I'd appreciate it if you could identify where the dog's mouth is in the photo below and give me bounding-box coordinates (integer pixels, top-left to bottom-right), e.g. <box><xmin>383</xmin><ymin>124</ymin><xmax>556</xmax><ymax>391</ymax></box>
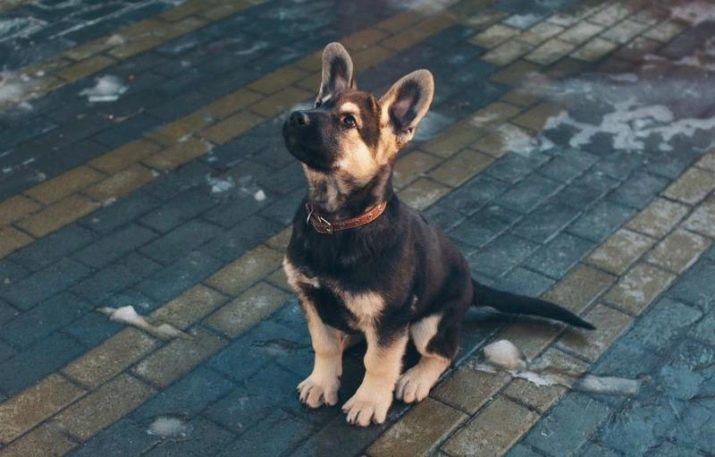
<box><xmin>282</xmin><ymin>121</ymin><xmax>333</xmax><ymax>172</ymax></box>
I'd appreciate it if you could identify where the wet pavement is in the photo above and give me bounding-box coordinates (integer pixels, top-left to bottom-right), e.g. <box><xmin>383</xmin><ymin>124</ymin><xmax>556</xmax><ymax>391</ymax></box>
<box><xmin>0</xmin><ymin>0</ymin><xmax>714</xmax><ymax>455</ymax></box>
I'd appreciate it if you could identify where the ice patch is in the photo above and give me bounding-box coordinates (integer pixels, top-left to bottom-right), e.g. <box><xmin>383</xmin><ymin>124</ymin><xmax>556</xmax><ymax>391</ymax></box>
<box><xmin>0</xmin><ymin>71</ymin><xmax>31</xmax><ymax>107</ymax></box>
<box><xmin>573</xmin><ymin>375</ymin><xmax>641</xmax><ymax>395</ymax></box>
<box><xmin>206</xmin><ymin>175</ymin><xmax>235</xmax><ymax>193</ymax></box>
<box><xmin>98</xmin><ymin>305</ymin><xmax>188</xmax><ymax>340</ymax></box>
<box><xmin>79</xmin><ymin>75</ymin><xmax>128</xmax><ymax>103</ymax></box>
<box><xmin>147</xmin><ymin>416</ymin><xmax>191</xmax><ymax>440</ymax></box>
<box><xmin>254</xmin><ymin>189</ymin><xmax>266</xmax><ymax>201</ymax></box>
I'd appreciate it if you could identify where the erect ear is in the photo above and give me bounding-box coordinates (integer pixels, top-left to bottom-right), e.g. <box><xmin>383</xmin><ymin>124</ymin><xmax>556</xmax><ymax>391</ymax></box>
<box><xmin>379</xmin><ymin>69</ymin><xmax>434</xmax><ymax>145</ymax></box>
<box><xmin>316</xmin><ymin>42</ymin><xmax>355</xmax><ymax>105</ymax></box>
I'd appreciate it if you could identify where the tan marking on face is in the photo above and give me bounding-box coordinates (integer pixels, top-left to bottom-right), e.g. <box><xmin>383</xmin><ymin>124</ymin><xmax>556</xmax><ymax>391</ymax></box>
<box><xmin>335</xmin><ymin>136</ymin><xmax>378</xmax><ymax>186</ymax></box>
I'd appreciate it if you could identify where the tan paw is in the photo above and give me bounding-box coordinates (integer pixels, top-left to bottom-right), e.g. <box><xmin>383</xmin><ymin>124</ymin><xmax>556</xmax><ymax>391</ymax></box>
<box><xmin>395</xmin><ymin>366</ymin><xmax>437</xmax><ymax>403</ymax></box>
<box><xmin>342</xmin><ymin>387</ymin><xmax>392</xmax><ymax>427</ymax></box>
<box><xmin>297</xmin><ymin>376</ymin><xmax>339</xmax><ymax>408</ymax></box>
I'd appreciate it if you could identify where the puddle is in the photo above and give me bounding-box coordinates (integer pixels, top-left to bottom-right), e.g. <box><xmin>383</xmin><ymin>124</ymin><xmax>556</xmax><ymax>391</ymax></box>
<box><xmin>476</xmin><ymin>339</ymin><xmax>642</xmax><ymax>396</ymax></box>
<box><xmin>98</xmin><ymin>305</ymin><xmax>188</xmax><ymax>340</ymax></box>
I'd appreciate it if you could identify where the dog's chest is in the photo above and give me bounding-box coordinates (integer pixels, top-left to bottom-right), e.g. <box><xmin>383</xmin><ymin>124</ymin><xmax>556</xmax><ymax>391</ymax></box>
<box><xmin>284</xmin><ymin>258</ymin><xmax>383</xmax><ymax>332</ymax></box>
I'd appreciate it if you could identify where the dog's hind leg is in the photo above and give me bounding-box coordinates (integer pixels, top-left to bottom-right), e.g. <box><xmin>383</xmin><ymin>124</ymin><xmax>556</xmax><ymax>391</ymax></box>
<box><xmin>396</xmin><ymin>314</ymin><xmax>454</xmax><ymax>403</ymax></box>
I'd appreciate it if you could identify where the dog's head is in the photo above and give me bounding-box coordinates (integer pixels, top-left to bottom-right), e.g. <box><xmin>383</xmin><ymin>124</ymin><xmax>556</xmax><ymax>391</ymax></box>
<box><xmin>283</xmin><ymin>42</ymin><xmax>434</xmax><ymax>205</ymax></box>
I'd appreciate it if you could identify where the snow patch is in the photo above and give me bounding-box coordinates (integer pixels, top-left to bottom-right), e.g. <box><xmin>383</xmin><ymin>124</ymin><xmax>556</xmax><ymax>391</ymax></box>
<box><xmin>483</xmin><ymin>339</ymin><xmax>526</xmax><ymax>370</ymax></box>
<box><xmin>147</xmin><ymin>416</ymin><xmax>191</xmax><ymax>439</ymax></box>
<box><xmin>206</xmin><ymin>175</ymin><xmax>235</xmax><ymax>193</ymax></box>
<box><xmin>79</xmin><ymin>75</ymin><xmax>128</xmax><ymax>103</ymax></box>
<box><xmin>670</xmin><ymin>1</ymin><xmax>715</xmax><ymax>25</ymax></box>
<box><xmin>105</xmin><ymin>34</ymin><xmax>126</xmax><ymax>46</ymax></box>
<box><xmin>98</xmin><ymin>305</ymin><xmax>188</xmax><ymax>340</ymax></box>
<box><xmin>254</xmin><ymin>189</ymin><xmax>266</xmax><ymax>201</ymax></box>
<box><xmin>385</xmin><ymin>0</ymin><xmax>457</xmax><ymax>13</ymax></box>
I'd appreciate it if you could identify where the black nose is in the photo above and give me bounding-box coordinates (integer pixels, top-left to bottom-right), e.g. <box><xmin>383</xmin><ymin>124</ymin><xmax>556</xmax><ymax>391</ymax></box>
<box><xmin>289</xmin><ymin>111</ymin><xmax>309</xmax><ymax>127</ymax></box>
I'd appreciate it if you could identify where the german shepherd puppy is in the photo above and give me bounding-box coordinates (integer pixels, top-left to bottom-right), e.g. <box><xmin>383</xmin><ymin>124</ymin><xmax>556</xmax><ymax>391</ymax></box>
<box><xmin>282</xmin><ymin>43</ymin><xmax>594</xmax><ymax>427</ymax></box>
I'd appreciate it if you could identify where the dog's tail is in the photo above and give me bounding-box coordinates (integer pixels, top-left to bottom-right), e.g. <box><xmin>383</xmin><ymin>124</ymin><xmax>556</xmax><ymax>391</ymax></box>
<box><xmin>471</xmin><ymin>279</ymin><xmax>595</xmax><ymax>330</ymax></box>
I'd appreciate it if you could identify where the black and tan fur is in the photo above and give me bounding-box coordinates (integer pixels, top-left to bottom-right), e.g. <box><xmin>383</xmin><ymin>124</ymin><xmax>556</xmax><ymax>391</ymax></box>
<box><xmin>282</xmin><ymin>42</ymin><xmax>594</xmax><ymax>427</ymax></box>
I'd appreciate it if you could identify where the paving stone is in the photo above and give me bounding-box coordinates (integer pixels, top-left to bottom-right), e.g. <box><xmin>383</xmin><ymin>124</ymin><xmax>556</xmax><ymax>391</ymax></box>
<box><xmin>542</xmin><ymin>263</ymin><xmax>616</xmax><ymax>313</ymax></box>
<box><xmin>25</xmin><ymin>166</ymin><xmax>105</xmax><ymax>205</ymax></box>
<box><xmin>133</xmin><ymin>327</ymin><xmax>226</xmax><ymax>387</ymax></box>
<box><xmin>0</xmin><ymin>195</ymin><xmax>40</xmax><ymax>226</ymax></box>
<box><xmin>144</xmin><ymin>416</ymin><xmax>235</xmax><ymax>457</ymax></box>
<box><xmin>524</xmin><ymin>232</ymin><xmax>595</xmax><ymax>278</ymax></box>
<box><xmin>559</xmin><ymin>21</ymin><xmax>604</xmax><ymax>45</ymax></box>
<box><xmin>512</xmin><ymin>199</ymin><xmax>583</xmax><ymax>243</ymax></box>
<box><xmin>472</xmin><ymin>123</ymin><xmax>533</xmax><ymax>158</ymax></box>
<box><xmin>0</xmin><ymin>423</ymin><xmax>77</xmax><ymax>457</ymax></box>
<box><xmin>618</xmin><ymin>298</ymin><xmax>702</xmax><ymax>352</ymax></box>
<box><xmin>586</xmin><ymin>228</ymin><xmax>656</xmax><ymax>275</ymax></box>
<box><xmin>625</xmin><ymin>197</ymin><xmax>690</xmax><ymax>238</ymax></box>
<box><xmin>668</xmin><ymin>259</ymin><xmax>715</xmax><ymax>309</ymax></box>
<box><xmin>484</xmin><ymin>151</ymin><xmax>550</xmax><ymax>184</ymax></box>
<box><xmin>662</xmin><ymin>167</ymin><xmax>715</xmax><ymax>205</ymax></box>
<box><xmin>495</xmin><ymin>173</ymin><xmax>561</xmax><ymax>213</ymax></box>
<box><xmin>80</xmin><ymin>192</ymin><xmax>161</xmax><ymax>234</ymax></box>
<box><xmin>428</xmin><ymin>148</ymin><xmax>495</xmax><ymax>187</ymax></box>
<box><xmin>136</xmin><ymin>249</ymin><xmax>223</xmax><ymax>303</ymax></box>
<box><xmin>648</xmin><ymin>229</ymin><xmax>710</xmax><ymax>274</ymax></box>
<box><xmin>604</xmin><ymin>262</ymin><xmax>676</xmax><ymax>315</ymax></box>
<box><xmin>84</xmin><ymin>163</ymin><xmax>156</xmax><ymax>201</ymax></box>
<box><xmin>483</xmin><ymin>39</ymin><xmax>534</xmax><ymax>66</ymax></box>
<box><xmin>442</xmin><ymin>396</ymin><xmax>539</xmax><ymax>457</ymax></box>
<box><xmin>468</xmin><ymin>234</ymin><xmax>539</xmax><ymax>278</ymax></box>
<box><xmin>53</xmin><ymin>374</ymin><xmax>154</xmax><ymax>441</ymax></box>
<box><xmin>526</xmin><ymin>38</ymin><xmax>576</xmax><ymax>65</ymax></box>
<box><xmin>150</xmin><ymin>283</ymin><xmax>227</xmax><ymax>330</ymax></box>
<box><xmin>440</xmin><ymin>175</ymin><xmax>510</xmax><ymax>216</ymax></box>
<box><xmin>221</xmin><ymin>409</ymin><xmax>314</xmax><ymax>457</ymax></box>
<box><xmin>643</xmin><ymin>20</ymin><xmax>684</xmax><ymax>42</ymax></box>
<box><xmin>448</xmin><ymin>204</ymin><xmax>521</xmax><ymax>251</ymax></box>
<box><xmin>139</xmin><ymin>188</ymin><xmax>217</xmax><ymax>233</ymax></box>
<box><xmin>398</xmin><ymin>178</ymin><xmax>451</xmax><ymax>211</ymax></box>
<box><xmin>205</xmin><ymin>244</ymin><xmax>283</xmax><ymax>296</ymax></box>
<box><xmin>568</xmin><ymin>200</ymin><xmax>636</xmax><ymax>242</ymax></box>
<box><xmin>63</xmin><ymin>328</ymin><xmax>158</xmax><ymax>389</ymax></box>
<box><xmin>63</xmin><ymin>311</ymin><xmax>123</xmax><ymax>348</ymax></box>
<box><xmin>432</xmin><ymin>366</ymin><xmax>510</xmax><ymax>414</ymax></box>
<box><xmin>520</xmin><ymin>22</ymin><xmax>565</xmax><ymax>44</ymax></box>
<box><xmin>470</xmin><ymin>24</ymin><xmax>521</xmax><ymax>48</ymax></box>
<box><xmin>683</xmin><ymin>194</ymin><xmax>715</xmax><ymax>238</ymax></box>
<box><xmin>601</xmin><ymin>19</ymin><xmax>649</xmax><ymax>44</ymax></box>
<box><xmin>0</xmin><ymin>373</ymin><xmax>85</xmax><ymax>444</ymax></box>
<box><xmin>392</xmin><ymin>150</ymin><xmax>441</xmax><ymax>189</ymax></box>
<box><xmin>608</xmin><ymin>171</ymin><xmax>669</xmax><ymax>209</ymax></box>
<box><xmin>695</xmin><ymin>149</ymin><xmax>715</xmax><ymax>172</ymax></box>
<box><xmin>139</xmin><ymin>219</ymin><xmax>223</xmax><ymax>264</ymax></box>
<box><xmin>16</xmin><ymin>194</ymin><xmax>99</xmax><ymax>238</ymax></box>
<box><xmin>557</xmin><ymin>302</ymin><xmax>632</xmax><ymax>362</ymax></box>
<box><xmin>71</xmin><ymin>252</ymin><xmax>162</xmax><ymax>303</ymax></box>
<box><xmin>74</xmin><ymin>223</ymin><xmax>156</xmax><ymax>269</ymax></box>
<box><xmin>368</xmin><ymin>397</ymin><xmax>467</xmax><ymax>457</ymax></box>
<box><xmin>0</xmin><ymin>257</ymin><xmax>92</xmax><ymax>310</ymax></box>
<box><xmin>422</xmin><ymin>123</ymin><xmax>485</xmax><ymax>158</ymax></box>
<box><xmin>498</xmin><ymin>267</ymin><xmax>556</xmax><ymax>296</ymax></box>
<box><xmin>505</xmin><ymin>444</ymin><xmax>544</xmax><ymax>457</ymax></box>
<box><xmin>572</xmin><ymin>37</ymin><xmax>619</xmax><ymax>61</ymax></box>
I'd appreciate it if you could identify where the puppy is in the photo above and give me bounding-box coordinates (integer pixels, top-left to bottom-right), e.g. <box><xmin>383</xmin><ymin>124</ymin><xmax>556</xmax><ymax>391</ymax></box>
<box><xmin>281</xmin><ymin>42</ymin><xmax>594</xmax><ymax>427</ymax></box>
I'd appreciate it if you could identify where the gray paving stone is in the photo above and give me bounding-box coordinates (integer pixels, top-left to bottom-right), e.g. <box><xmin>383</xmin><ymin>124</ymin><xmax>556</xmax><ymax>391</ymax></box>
<box><xmin>80</xmin><ymin>192</ymin><xmax>162</xmax><ymax>234</ymax></box>
<box><xmin>143</xmin><ymin>417</ymin><xmax>235</xmax><ymax>457</ymax></box>
<box><xmin>202</xmin><ymin>191</ymin><xmax>274</xmax><ymax>229</ymax></box>
<box><xmin>203</xmin><ymin>215</ymin><xmax>283</xmax><ymax>262</ymax></box>
<box><xmin>537</xmin><ymin>157</ymin><xmax>589</xmax><ymax>183</ymax></box>
<box><xmin>567</xmin><ymin>200</ymin><xmax>636</xmax><ymax>242</ymax></box>
<box><xmin>440</xmin><ymin>174</ymin><xmax>511</xmax><ymax>216</ymax></box>
<box><xmin>496</xmin><ymin>173</ymin><xmax>563</xmax><ymax>213</ymax></box>
<box><xmin>448</xmin><ymin>204</ymin><xmax>521</xmax><ymax>248</ymax></box>
<box><xmin>484</xmin><ymin>152</ymin><xmax>551</xmax><ymax>184</ymax></box>
<box><xmin>505</xmin><ymin>444</ymin><xmax>545</xmax><ymax>457</ymax></box>
<box><xmin>0</xmin><ymin>331</ymin><xmax>85</xmax><ymax>395</ymax></box>
<box><xmin>0</xmin><ymin>260</ymin><xmax>30</xmax><ymax>289</ymax></box>
<box><xmin>497</xmin><ymin>267</ymin><xmax>556</xmax><ymax>296</ymax></box>
<box><xmin>512</xmin><ymin>199</ymin><xmax>583</xmax><ymax>243</ymax></box>
<box><xmin>0</xmin><ymin>257</ymin><xmax>92</xmax><ymax>310</ymax></box>
<box><xmin>576</xmin><ymin>443</ymin><xmax>622</xmax><ymax>457</ymax></box>
<box><xmin>143</xmin><ymin>161</ymin><xmax>215</xmax><ymax>201</ymax></box>
<box><xmin>607</xmin><ymin>171</ymin><xmax>669</xmax><ymax>209</ymax></box>
<box><xmin>526</xmin><ymin>393</ymin><xmax>612</xmax><ymax>456</ymax></box>
<box><xmin>0</xmin><ymin>298</ymin><xmax>19</xmax><ymax>326</ymax></box>
<box><xmin>468</xmin><ymin>234</ymin><xmax>539</xmax><ymax>278</ymax></box>
<box><xmin>140</xmin><ymin>188</ymin><xmax>218</xmax><ymax>233</ymax></box>
<box><xmin>259</xmin><ymin>191</ymin><xmax>305</xmax><ymax>226</ymax></box>
<box><xmin>74</xmin><ymin>223</ymin><xmax>157</xmax><ymax>269</ymax></box>
<box><xmin>618</xmin><ymin>298</ymin><xmax>702</xmax><ymax>351</ymax></box>
<box><xmin>140</xmin><ymin>219</ymin><xmax>224</xmax><ymax>264</ymax></box>
<box><xmin>424</xmin><ymin>205</ymin><xmax>467</xmax><ymax>232</ymax></box>
<box><xmin>220</xmin><ymin>409</ymin><xmax>314</xmax><ymax>457</ymax></box>
<box><xmin>68</xmin><ymin>418</ymin><xmax>158</xmax><ymax>457</ymax></box>
<box><xmin>136</xmin><ymin>251</ymin><xmax>222</xmax><ymax>303</ymax></box>
<box><xmin>8</xmin><ymin>225</ymin><xmax>98</xmax><ymax>272</ymax></box>
<box><xmin>63</xmin><ymin>311</ymin><xmax>124</xmax><ymax>348</ymax></box>
<box><xmin>667</xmin><ymin>260</ymin><xmax>715</xmax><ymax>310</ymax></box>
<box><xmin>523</xmin><ymin>232</ymin><xmax>595</xmax><ymax>279</ymax></box>
<box><xmin>72</xmin><ymin>252</ymin><xmax>162</xmax><ymax>303</ymax></box>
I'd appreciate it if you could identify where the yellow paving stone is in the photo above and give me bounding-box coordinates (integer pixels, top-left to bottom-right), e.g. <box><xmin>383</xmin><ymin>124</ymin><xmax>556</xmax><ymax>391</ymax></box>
<box><xmin>499</xmin><ymin>88</ymin><xmax>541</xmax><ymax>108</ymax></box>
<box><xmin>199</xmin><ymin>1</ymin><xmax>253</xmax><ymax>21</ymax></box>
<box><xmin>643</xmin><ymin>20</ymin><xmax>683</xmax><ymax>42</ymax></box>
<box><xmin>384</xmin><ymin>28</ymin><xmax>435</xmax><ymax>51</ymax></box>
<box><xmin>0</xmin><ymin>374</ymin><xmax>85</xmax><ymax>444</ymax></box>
<box><xmin>558</xmin><ymin>21</ymin><xmax>604</xmax><ymax>44</ymax></box>
<box><xmin>205</xmin><ymin>282</ymin><xmax>288</xmax><ymax>338</ymax></box>
<box><xmin>83</xmin><ymin>163</ymin><xmax>155</xmax><ymax>201</ymax></box>
<box><xmin>421</xmin><ymin>123</ymin><xmax>485</xmax><ymax>158</ymax></box>
<box><xmin>266</xmin><ymin>267</ymin><xmax>290</xmax><ymax>291</ymax></box>
<box><xmin>159</xmin><ymin>0</ymin><xmax>207</xmax><ymax>21</ymax></box>
<box><xmin>432</xmin><ymin>367</ymin><xmax>510</xmax><ymax>414</ymax></box>
<box><xmin>571</xmin><ymin>37</ymin><xmax>619</xmax><ymax>61</ymax></box>
<box><xmin>544</xmin><ymin>56</ymin><xmax>587</xmax><ymax>79</ymax></box>
<box><xmin>108</xmin><ymin>36</ymin><xmax>165</xmax><ymax>60</ymax></box>
<box><xmin>56</xmin><ymin>55</ymin><xmax>115</xmax><ymax>81</ymax></box>
<box><xmin>24</xmin><ymin>166</ymin><xmax>105</xmax><ymax>205</ymax></box>
<box><xmin>16</xmin><ymin>195</ymin><xmax>99</xmax><ymax>238</ymax></box>
<box><xmin>472</xmin><ymin>123</ymin><xmax>532</xmax><ymax>158</ymax></box>
<box><xmin>482</xmin><ymin>39</ymin><xmax>534</xmax><ymax>66</ymax></box>
<box><xmin>205</xmin><ymin>245</ymin><xmax>284</xmax><ymax>296</ymax></box>
<box><xmin>89</xmin><ymin>139</ymin><xmax>162</xmax><ymax>174</ymax></box>
<box><xmin>352</xmin><ymin>45</ymin><xmax>394</xmax><ymax>72</ymax></box>
<box><xmin>542</xmin><ymin>263</ymin><xmax>616</xmax><ymax>313</ymax></box>
<box><xmin>342</xmin><ymin>28</ymin><xmax>389</xmax><ymax>52</ymax></box>
<box><xmin>0</xmin><ymin>424</ymin><xmax>76</xmax><ymax>457</ymax></box>
<box><xmin>625</xmin><ymin>197</ymin><xmax>690</xmax><ymax>238</ymax></box>
<box><xmin>648</xmin><ymin>229</ymin><xmax>711</xmax><ymax>274</ymax></box>
<box><xmin>393</xmin><ymin>150</ymin><xmax>441</xmax><ymax>189</ymax></box>
<box><xmin>375</xmin><ymin>10</ymin><xmax>421</xmax><ymax>33</ymax></box>
<box><xmin>398</xmin><ymin>178</ymin><xmax>451</xmax><ymax>211</ymax></box>
<box><xmin>132</xmin><ymin>328</ymin><xmax>226</xmax><ymax>387</ymax></box>
<box><xmin>0</xmin><ymin>226</ymin><xmax>33</xmax><ymax>257</ymax></box>
<box><xmin>442</xmin><ymin>396</ymin><xmax>539</xmax><ymax>457</ymax></box>
<box><xmin>695</xmin><ymin>149</ymin><xmax>715</xmax><ymax>172</ymax></box>
<box><xmin>662</xmin><ymin>167</ymin><xmax>715</xmax><ymax>205</ymax></box>
<box><xmin>142</xmin><ymin>137</ymin><xmax>211</xmax><ymax>171</ymax></box>
<box><xmin>63</xmin><ymin>38</ymin><xmax>113</xmax><ymax>61</ymax></box>
<box><xmin>526</xmin><ymin>38</ymin><xmax>576</xmax><ymax>65</ymax></box>
<box><xmin>490</xmin><ymin>59</ymin><xmax>541</xmax><ymax>85</ymax></box>
<box><xmin>495</xmin><ymin>319</ymin><xmax>564</xmax><ymax>362</ymax></box>
<box><xmin>589</xmin><ymin>4</ymin><xmax>631</xmax><ymax>26</ymax></box>
<box><xmin>63</xmin><ymin>328</ymin><xmax>158</xmax><ymax>389</ymax></box>
<box><xmin>151</xmin><ymin>284</ymin><xmax>228</xmax><ymax>329</ymax></box>
<box><xmin>468</xmin><ymin>101</ymin><xmax>522</xmax><ymax>128</ymax></box>
<box><xmin>502</xmin><ymin>378</ymin><xmax>566</xmax><ymax>414</ymax></box>
<box><xmin>428</xmin><ymin>148</ymin><xmax>495</xmax><ymax>187</ymax></box>
<box><xmin>463</xmin><ymin>9</ymin><xmax>507</xmax><ymax>28</ymax></box>
<box><xmin>520</xmin><ymin>22</ymin><xmax>565</xmax><ymax>44</ymax></box>
<box><xmin>0</xmin><ymin>195</ymin><xmax>40</xmax><ymax>226</ymax></box>
<box><xmin>53</xmin><ymin>374</ymin><xmax>154</xmax><ymax>441</ymax></box>
<box><xmin>293</xmin><ymin>51</ymin><xmax>322</xmax><ymax>72</ymax></box>
<box><xmin>683</xmin><ymin>195</ymin><xmax>715</xmax><ymax>238</ymax></box>
<box><xmin>604</xmin><ymin>263</ymin><xmax>676</xmax><ymax>315</ymax></box>
<box><xmin>557</xmin><ymin>303</ymin><xmax>632</xmax><ymax>362</ymax></box>
<box><xmin>199</xmin><ymin>111</ymin><xmax>264</xmax><ymax>144</ymax></box>
<box><xmin>248</xmin><ymin>67</ymin><xmax>309</xmax><ymax>95</ymax></box>
<box><xmin>601</xmin><ymin>19</ymin><xmax>649</xmax><ymax>44</ymax></box>
<box><xmin>368</xmin><ymin>398</ymin><xmax>467</xmax><ymax>457</ymax></box>
<box><xmin>510</xmin><ymin>102</ymin><xmax>562</xmax><ymax>132</ymax></box>
<box><xmin>200</xmin><ymin>88</ymin><xmax>263</xmax><ymax>120</ymax></box>
<box><xmin>295</xmin><ymin>72</ymin><xmax>321</xmax><ymax>92</ymax></box>
<box><xmin>250</xmin><ymin>87</ymin><xmax>314</xmax><ymax>118</ymax></box>
<box><xmin>586</xmin><ymin>228</ymin><xmax>656</xmax><ymax>275</ymax></box>
<box><xmin>146</xmin><ymin>113</ymin><xmax>214</xmax><ymax>146</ymax></box>
<box><xmin>470</xmin><ymin>24</ymin><xmax>520</xmax><ymax>48</ymax></box>
<box><xmin>264</xmin><ymin>227</ymin><xmax>293</xmax><ymax>251</ymax></box>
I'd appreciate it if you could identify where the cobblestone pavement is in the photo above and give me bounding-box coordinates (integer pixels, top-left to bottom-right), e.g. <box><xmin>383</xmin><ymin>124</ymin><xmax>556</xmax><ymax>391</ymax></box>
<box><xmin>0</xmin><ymin>0</ymin><xmax>714</xmax><ymax>455</ymax></box>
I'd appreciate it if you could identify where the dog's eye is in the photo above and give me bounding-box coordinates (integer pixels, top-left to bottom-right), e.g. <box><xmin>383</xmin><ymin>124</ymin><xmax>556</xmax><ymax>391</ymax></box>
<box><xmin>341</xmin><ymin>114</ymin><xmax>357</xmax><ymax>128</ymax></box>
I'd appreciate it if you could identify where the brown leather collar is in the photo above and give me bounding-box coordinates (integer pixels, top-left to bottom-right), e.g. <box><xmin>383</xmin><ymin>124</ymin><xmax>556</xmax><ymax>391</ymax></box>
<box><xmin>306</xmin><ymin>201</ymin><xmax>388</xmax><ymax>234</ymax></box>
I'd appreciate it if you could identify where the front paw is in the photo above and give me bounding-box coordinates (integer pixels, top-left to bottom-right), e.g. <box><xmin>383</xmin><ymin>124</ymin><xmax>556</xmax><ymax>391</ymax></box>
<box><xmin>297</xmin><ymin>375</ymin><xmax>339</xmax><ymax>408</ymax></box>
<box><xmin>342</xmin><ymin>385</ymin><xmax>393</xmax><ymax>427</ymax></box>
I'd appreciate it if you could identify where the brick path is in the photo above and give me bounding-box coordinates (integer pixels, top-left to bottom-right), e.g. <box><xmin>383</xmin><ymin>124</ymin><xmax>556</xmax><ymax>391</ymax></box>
<box><xmin>1</xmin><ymin>0</ymin><xmax>714</xmax><ymax>455</ymax></box>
